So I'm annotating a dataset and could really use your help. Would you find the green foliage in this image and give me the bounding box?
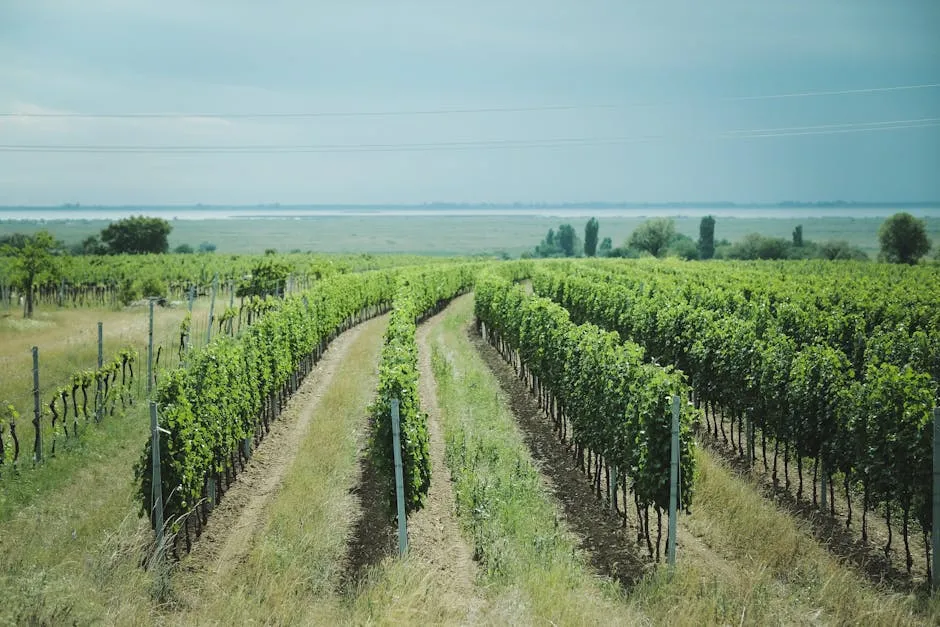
[723,233,790,260]
[370,298,429,514]
[668,234,699,260]
[0,401,19,466]
[370,264,477,514]
[475,271,697,515]
[174,243,195,254]
[198,241,217,253]
[140,276,167,299]
[76,235,108,255]
[583,217,599,257]
[556,224,577,257]
[1,230,61,317]
[598,237,613,256]
[878,212,931,264]
[0,233,31,250]
[236,259,292,298]
[100,215,172,255]
[627,218,675,258]
[179,312,192,336]
[698,215,716,260]
[117,277,141,306]
[817,240,868,261]
[137,270,399,531]
[530,258,940,572]
[533,224,580,258]
[792,225,803,247]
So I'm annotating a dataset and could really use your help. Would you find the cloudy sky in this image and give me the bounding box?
[1,0,938,205]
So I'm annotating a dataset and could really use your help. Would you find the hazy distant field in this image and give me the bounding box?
[3,213,939,256]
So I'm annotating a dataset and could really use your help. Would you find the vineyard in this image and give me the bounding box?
[1,254,939,625]
[532,259,940,577]
[0,251,457,311]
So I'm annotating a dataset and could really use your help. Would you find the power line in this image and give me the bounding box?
[1,118,937,154]
[723,83,940,101]
[721,116,940,134]
[0,83,937,120]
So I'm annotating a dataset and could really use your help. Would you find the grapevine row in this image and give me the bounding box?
[474,269,696,560]
[533,261,938,578]
[0,348,138,475]
[137,270,397,550]
[370,264,478,514]
[0,252,461,310]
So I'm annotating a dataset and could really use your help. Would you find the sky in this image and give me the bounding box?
[1,0,938,205]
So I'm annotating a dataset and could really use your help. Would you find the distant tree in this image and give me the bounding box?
[557,224,577,257]
[534,228,561,257]
[878,212,931,264]
[598,237,613,256]
[0,233,30,250]
[198,241,217,253]
[100,216,171,254]
[606,245,641,259]
[1,231,59,318]
[264,248,277,256]
[79,235,108,255]
[792,225,804,247]
[584,217,599,257]
[173,243,194,254]
[726,233,790,260]
[817,239,868,261]
[698,215,715,260]
[669,234,699,260]
[628,218,675,257]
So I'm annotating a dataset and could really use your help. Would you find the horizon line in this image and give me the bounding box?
[3,200,940,209]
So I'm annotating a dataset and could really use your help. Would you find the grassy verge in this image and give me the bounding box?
[634,449,940,625]
[0,300,214,519]
[428,296,641,625]
[0,400,155,625]
[0,401,149,522]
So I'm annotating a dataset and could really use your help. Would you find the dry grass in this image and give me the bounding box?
[633,449,940,626]
[0,299,215,412]
[0,400,156,625]
[0,299,218,518]
[169,314,466,624]
[429,296,644,625]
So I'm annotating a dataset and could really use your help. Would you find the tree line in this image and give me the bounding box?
[525,212,934,264]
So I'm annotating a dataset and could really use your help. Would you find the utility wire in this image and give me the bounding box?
[0,118,936,154]
[0,83,937,120]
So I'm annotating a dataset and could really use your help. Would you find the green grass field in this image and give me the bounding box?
[4,214,939,256]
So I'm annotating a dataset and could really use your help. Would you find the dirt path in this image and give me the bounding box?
[411,295,482,611]
[179,316,386,587]
[469,325,649,588]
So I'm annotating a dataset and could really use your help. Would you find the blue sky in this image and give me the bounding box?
[1,0,938,205]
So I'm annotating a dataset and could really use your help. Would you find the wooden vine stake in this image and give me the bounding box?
[667,394,679,568]
[96,322,103,422]
[391,398,408,557]
[32,346,41,463]
[206,275,218,345]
